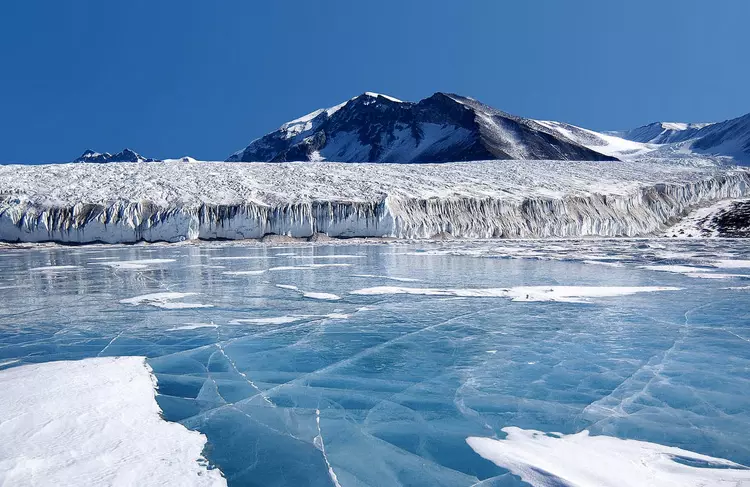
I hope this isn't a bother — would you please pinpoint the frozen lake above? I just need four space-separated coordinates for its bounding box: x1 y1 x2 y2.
1 240 749 486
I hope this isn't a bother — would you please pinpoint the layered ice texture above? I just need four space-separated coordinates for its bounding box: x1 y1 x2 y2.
0 159 748 243
1 241 749 486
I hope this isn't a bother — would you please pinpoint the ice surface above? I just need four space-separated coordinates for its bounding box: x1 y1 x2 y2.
467 427 750 487
0 357 225 486
1 241 749 486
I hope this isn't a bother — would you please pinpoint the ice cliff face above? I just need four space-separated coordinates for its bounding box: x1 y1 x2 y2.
0 160 747 244
227 93 618 163
74 149 158 163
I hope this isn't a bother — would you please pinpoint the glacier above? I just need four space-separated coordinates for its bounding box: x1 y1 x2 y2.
0 159 748 244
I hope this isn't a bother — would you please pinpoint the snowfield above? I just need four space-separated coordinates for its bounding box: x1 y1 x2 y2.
0 357 225 487
0 159 748 243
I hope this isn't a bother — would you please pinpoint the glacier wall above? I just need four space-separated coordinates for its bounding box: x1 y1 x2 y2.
0 161 748 243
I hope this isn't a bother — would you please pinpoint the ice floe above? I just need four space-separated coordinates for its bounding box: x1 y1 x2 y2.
467 427 750 487
0 357 225 486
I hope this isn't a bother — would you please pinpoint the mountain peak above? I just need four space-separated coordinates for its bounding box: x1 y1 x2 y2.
360 92 403 103
226 92 617 163
73 148 158 163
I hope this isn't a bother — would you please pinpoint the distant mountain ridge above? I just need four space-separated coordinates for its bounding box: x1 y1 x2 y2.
227 92 618 163
613 113 750 164
69 94 750 166
609 122 714 144
74 149 158 163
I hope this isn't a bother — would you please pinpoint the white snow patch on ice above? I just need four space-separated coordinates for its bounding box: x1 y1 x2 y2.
120 292 213 309
0 357 225 486
640 265 747 279
290 255 364 259
712 259 750 269
29 265 79 272
268 263 352 271
166 323 219 332
99 259 175 270
352 274 422 282
350 286 680 303
222 270 266 276
230 316 308 325
230 313 348 325
208 256 275 261
275 284 341 301
466 427 749 487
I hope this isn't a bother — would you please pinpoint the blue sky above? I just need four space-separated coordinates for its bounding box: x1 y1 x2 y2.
1 0 748 163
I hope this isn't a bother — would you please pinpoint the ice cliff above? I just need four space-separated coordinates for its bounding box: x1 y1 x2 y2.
0 159 747 243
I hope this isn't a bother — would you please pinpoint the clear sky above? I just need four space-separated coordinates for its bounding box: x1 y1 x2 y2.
1 0 748 163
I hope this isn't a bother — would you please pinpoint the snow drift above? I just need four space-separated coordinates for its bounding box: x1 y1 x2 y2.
0 159 748 244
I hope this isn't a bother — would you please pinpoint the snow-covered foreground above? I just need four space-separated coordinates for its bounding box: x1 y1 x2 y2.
1 241 749 486
0 357 225 487
0 159 748 243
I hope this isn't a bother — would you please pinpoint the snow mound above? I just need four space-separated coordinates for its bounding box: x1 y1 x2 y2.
0 357 225 486
467 427 750 487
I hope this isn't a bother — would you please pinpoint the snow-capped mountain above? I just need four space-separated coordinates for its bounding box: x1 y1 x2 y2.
613 112 750 164
609 122 713 144
227 92 619 163
73 149 158 163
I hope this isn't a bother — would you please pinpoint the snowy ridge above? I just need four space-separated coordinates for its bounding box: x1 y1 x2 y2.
0 159 748 243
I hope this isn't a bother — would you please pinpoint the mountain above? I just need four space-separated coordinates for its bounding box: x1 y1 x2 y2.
73 149 158 163
613 112 750 164
688 113 750 163
609 122 713 144
227 92 618 163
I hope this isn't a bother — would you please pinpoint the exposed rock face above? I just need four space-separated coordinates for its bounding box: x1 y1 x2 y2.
74 149 158 163
227 92 618 163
